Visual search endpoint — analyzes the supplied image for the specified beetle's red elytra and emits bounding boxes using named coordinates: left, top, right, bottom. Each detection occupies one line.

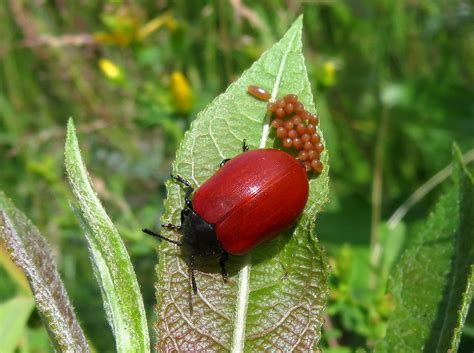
left=193, top=148, right=308, bottom=255
left=247, top=85, right=324, bottom=174
left=143, top=84, right=322, bottom=294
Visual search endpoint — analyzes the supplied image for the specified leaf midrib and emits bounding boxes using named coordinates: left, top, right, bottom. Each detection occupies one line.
left=230, top=23, right=301, bottom=353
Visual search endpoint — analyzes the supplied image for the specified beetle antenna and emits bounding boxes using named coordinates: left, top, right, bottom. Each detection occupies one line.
left=191, top=271, right=197, bottom=295
left=142, top=228, right=183, bottom=246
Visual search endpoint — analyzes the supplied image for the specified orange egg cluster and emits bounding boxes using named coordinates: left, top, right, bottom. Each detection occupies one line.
left=266, top=94, right=324, bottom=173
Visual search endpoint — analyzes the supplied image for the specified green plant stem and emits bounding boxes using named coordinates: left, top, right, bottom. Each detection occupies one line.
left=370, top=105, right=390, bottom=287
left=388, top=148, right=474, bottom=229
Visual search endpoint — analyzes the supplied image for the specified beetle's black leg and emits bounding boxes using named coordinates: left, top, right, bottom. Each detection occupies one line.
left=142, top=228, right=183, bottom=245
left=220, top=158, right=231, bottom=167
left=161, top=223, right=182, bottom=232
left=171, top=174, right=194, bottom=208
left=220, top=140, right=249, bottom=167
left=189, top=254, right=198, bottom=295
left=171, top=174, right=193, bottom=188
left=242, top=139, right=249, bottom=152
left=219, top=252, right=229, bottom=282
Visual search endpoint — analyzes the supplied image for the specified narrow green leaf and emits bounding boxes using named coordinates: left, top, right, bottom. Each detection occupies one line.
left=64, top=119, right=150, bottom=353
left=376, top=145, right=474, bottom=352
left=155, top=16, right=330, bottom=351
left=0, top=296, right=35, bottom=353
left=0, top=192, right=89, bottom=352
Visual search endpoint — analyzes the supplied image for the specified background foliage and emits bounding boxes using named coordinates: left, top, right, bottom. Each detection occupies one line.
left=0, top=1, right=472, bottom=352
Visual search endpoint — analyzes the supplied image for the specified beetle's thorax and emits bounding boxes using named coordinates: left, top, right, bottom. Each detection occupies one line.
left=181, top=208, right=223, bottom=257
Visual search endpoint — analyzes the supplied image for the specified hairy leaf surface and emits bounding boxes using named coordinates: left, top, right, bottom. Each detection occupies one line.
left=0, top=192, right=89, bottom=352
left=376, top=146, right=474, bottom=352
left=65, top=119, right=150, bottom=353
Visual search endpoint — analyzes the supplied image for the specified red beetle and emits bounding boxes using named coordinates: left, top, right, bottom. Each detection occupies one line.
left=144, top=141, right=309, bottom=294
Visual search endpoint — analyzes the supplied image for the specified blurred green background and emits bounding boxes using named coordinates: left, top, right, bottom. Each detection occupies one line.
left=0, top=1, right=473, bottom=352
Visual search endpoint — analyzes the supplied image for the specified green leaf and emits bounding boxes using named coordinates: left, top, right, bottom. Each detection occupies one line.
left=0, top=191, right=89, bottom=352
left=376, top=145, right=474, bottom=352
left=154, top=16, right=330, bottom=351
left=0, top=296, right=35, bottom=353
left=378, top=222, right=406, bottom=284
left=64, top=119, right=150, bottom=353
left=22, top=327, right=52, bottom=353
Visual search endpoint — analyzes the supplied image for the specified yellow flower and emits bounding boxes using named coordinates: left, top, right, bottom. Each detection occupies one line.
left=171, top=71, right=193, bottom=112
left=98, top=59, right=122, bottom=81
left=322, top=60, right=336, bottom=86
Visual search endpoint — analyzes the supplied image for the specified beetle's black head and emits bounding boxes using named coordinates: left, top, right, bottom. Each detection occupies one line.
left=181, top=208, right=223, bottom=257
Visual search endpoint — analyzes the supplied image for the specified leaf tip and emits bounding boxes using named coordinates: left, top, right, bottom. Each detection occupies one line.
left=289, top=14, right=304, bottom=33
left=67, top=116, right=75, bottom=132
left=64, top=117, right=79, bottom=169
left=66, top=118, right=76, bottom=143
